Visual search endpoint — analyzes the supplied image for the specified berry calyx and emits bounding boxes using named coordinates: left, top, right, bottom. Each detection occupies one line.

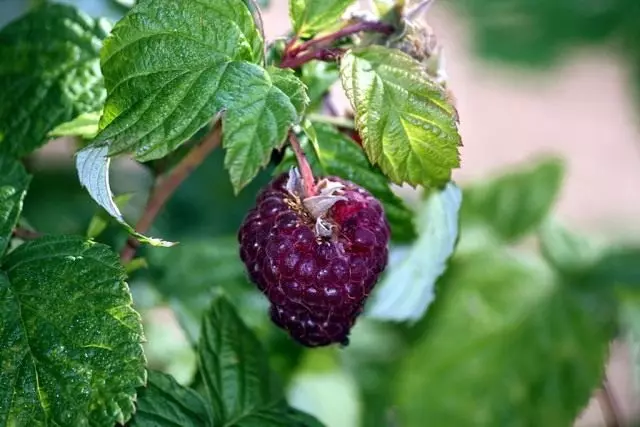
left=238, top=169, right=390, bottom=347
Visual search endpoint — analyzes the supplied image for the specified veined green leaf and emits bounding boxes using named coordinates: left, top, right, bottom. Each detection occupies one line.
left=0, top=236, right=145, bottom=426
left=395, top=250, right=616, bottom=426
left=277, top=123, right=416, bottom=241
left=198, top=296, right=324, bottom=426
left=368, top=182, right=461, bottom=321
left=462, top=158, right=564, bottom=241
left=340, top=46, right=461, bottom=188
left=129, top=370, right=211, bottom=427
left=0, top=157, right=30, bottom=255
left=49, top=111, right=101, bottom=140
left=289, top=0, right=355, bottom=36
left=223, top=67, right=308, bottom=191
left=93, top=1, right=306, bottom=191
left=0, top=4, right=110, bottom=158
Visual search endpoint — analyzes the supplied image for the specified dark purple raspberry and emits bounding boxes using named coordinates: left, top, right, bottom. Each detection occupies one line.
left=238, top=171, right=390, bottom=347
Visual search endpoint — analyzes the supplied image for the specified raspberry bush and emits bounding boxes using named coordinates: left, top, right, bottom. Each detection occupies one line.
left=0, top=0, right=639, bottom=426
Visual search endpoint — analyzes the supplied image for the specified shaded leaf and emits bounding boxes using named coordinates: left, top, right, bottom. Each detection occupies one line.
left=198, top=296, right=323, bottom=426
left=0, top=236, right=145, bottom=426
left=462, top=158, right=564, bottom=241
left=0, top=157, right=30, bottom=255
left=369, top=183, right=461, bottom=321
left=147, top=238, right=256, bottom=343
left=289, top=0, right=355, bottom=36
left=340, top=46, right=461, bottom=187
left=0, top=4, right=109, bottom=157
left=49, top=111, right=101, bottom=140
left=128, top=370, right=210, bottom=427
left=395, top=250, right=616, bottom=426
left=76, top=144, right=174, bottom=246
left=277, top=123, right=416, bottom=241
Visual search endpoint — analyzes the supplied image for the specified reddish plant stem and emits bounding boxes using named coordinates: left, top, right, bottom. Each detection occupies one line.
left=287, top=21, right=394, bottom=57
left=280, top=48, right=344, bottom=69
left=288, top=132, right=317, bottom=197
left=120, top=122, right=223, bottom=263
left=12, top=227, right=42, bottom=240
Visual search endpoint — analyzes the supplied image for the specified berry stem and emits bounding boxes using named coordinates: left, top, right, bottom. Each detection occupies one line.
left=288, top=132, right=317, bottom=197
left=120, top=121, right=222, bottom=262
left=12, top=227, right=42, bottom=240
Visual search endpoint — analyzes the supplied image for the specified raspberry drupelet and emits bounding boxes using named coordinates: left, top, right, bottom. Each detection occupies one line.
left=238, top=169, right=390, bottom=347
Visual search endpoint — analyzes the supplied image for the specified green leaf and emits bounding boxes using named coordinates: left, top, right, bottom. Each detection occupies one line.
left=277, top=123, right=416, bottom=241
left=49, top=111, right=101, bottom=140
left=0, top=236, right=145, bottom=426
left=0, top=157, right=30, bottom=255
left=129, top=370, right=210, bottom=427
left=198, top=296, right=324, bottom=426
left=619, top=290, right=640, bottom=391
left=300, top=61, right=339, bottom=111
left=199, top=295, right=279, bottom=425
left=94, top=1, right=306, bottom=191
left=368, top=183, right=461, bottom=321
left=340, top=46, right=461, bottom=187
left=289, top=0, right=355, bottom=36
left=582, top=247, right=640, bottom=289
left=223, top=67, right=308, bottom=191
left=539, top=218, right=603, bottom=277
left=462, top=158, right=564, bottom=241
left=147, top=238, right=255, bottom=344
left=0, top=4, right=109, bottom=158
left=450, top=0, right=635, bottom=67
left=394, top=250, right=616, bottom=426
left=76, top=145, right=175, bottom=247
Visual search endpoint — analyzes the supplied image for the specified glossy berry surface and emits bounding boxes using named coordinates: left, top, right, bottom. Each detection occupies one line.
left=238, top=173, right=390, bottom=347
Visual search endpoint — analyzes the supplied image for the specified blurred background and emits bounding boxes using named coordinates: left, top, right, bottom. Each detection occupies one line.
left=2, top=0, right=640, bottom=425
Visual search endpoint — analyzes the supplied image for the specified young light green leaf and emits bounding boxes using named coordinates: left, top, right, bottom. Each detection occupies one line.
left=368, top=182, right=461, bottom=321
left=394, top=250, right=616, bottom=426
left=94, top=1, right=304, bottom=191
left=289, top=0, right=355, bottom=36
left=49, top=111, right=102, bottom=140
left=0, top=157, right=30, bottom=255
left=128, top=370, right=211, bottom=427
left=198, top=296, right=324, bottom=426
left=277, top=123, right=416, bottom=241
left=76, top=145, right=174, bottom=247
left=0, top=236, right=145, bottom=426
left=340, top=46, right=461, bottom=188
left=462, top=158, right=564, bottom=241
left=0, top=4, right=109, bottom=158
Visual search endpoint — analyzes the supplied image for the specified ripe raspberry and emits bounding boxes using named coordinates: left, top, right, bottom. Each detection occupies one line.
left=238, top=170, right=390, bottom=347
